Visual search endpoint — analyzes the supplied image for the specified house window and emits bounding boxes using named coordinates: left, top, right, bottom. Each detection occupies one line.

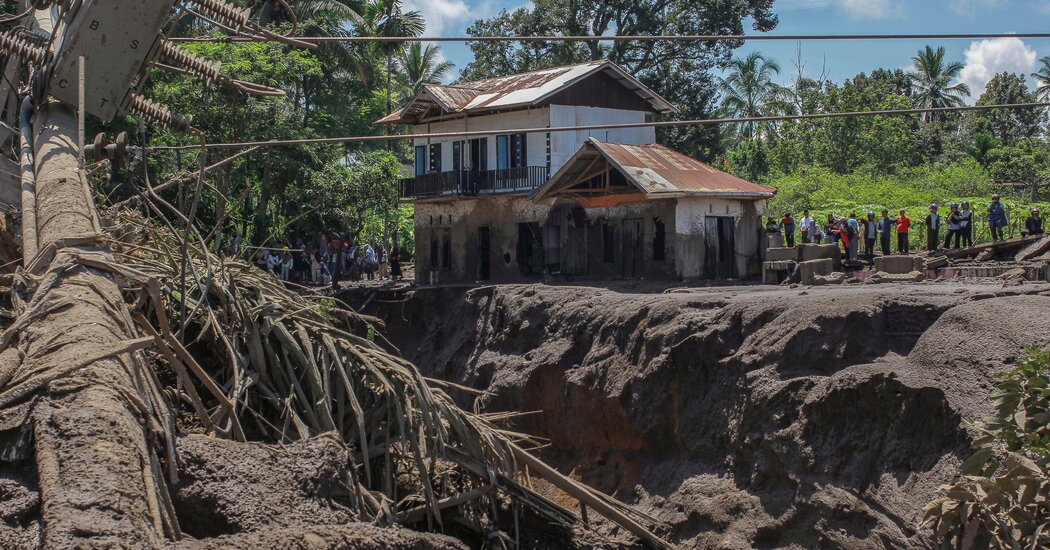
left=510, top=134, right=527, bottom=167
left=496, top=135, right=509, bottom=170
left=497, top=134, right=527, bottom=170
left=453, top=141, right=463, bottom=171
left=469, top=138, right=487, bottom=171
left=414, top=146, right=426, bottom=176
left=429, top=143, right=442, bottom=173
left=653, top=217, right=666, bottom=261
left=602, top=222, right=616, bottom=263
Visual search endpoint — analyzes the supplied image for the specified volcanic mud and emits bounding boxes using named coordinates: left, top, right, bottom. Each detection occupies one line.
left=350, top=281, right=1050, bottom=549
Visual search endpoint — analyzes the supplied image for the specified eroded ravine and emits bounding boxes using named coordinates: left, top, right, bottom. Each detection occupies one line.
left=348, top=282, right=1050, bottom=549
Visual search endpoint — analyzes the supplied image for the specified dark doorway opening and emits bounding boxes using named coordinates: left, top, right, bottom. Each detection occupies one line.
left=622, top=218, right=643, bottom=278
left=517, top=223, right=543, bottom=276
left=478, top=227, right=491, bottom=281
left=703, top=217, right=736, bottom=280
left=653, top=217, right=666, bottom=261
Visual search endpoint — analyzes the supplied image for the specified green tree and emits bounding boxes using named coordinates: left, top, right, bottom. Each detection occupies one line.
left=358, top=0, right=425, bottom=117
left=717, top=52, right=791, bottom=141
left=909, top=46, right=970, bottom=121
left=966, top=132, right=999, bottom=166
left=459, top=0, right=779, bottom=160
left=973, top=72, right=1046, bottom=146
left=399, top=43, right=454, bottom=91
left=1032, top=56, right=1050, bottom=101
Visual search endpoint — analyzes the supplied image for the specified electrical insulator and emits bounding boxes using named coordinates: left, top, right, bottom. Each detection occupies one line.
left=0, top=31, right=49, bottom=65
left=128, top=94, right=193, bottom=134
left=188, top=0, right=250, bottom=33
left=156, top=40, right=222, bottom=83
left=84, top=131, right=128, bottom=164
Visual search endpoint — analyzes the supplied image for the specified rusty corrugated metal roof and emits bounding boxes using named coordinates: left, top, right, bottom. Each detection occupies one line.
left=376, top=61, right=674, bottom=124
left=533, top=138, right=776, bottom=200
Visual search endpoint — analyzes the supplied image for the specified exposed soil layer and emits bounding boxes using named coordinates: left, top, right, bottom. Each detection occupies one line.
left=349, top=281, right=1050, bottom=549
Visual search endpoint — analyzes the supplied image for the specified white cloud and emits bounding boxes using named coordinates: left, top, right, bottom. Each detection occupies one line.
left=404, top=0, right=470, bottom=36
left=839, top=0, right=903, bottom=18
left=950, top=0, right=1006, bottom=16
left=959, top=37, right=1038, bottom=100
left=775, top=0, right=904, bottom=18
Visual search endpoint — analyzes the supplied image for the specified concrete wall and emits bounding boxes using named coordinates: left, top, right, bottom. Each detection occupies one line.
left=414, top=197, right=551, bottom=284
left=674, top=197, right=767, bottom=281
left=548, top=105, right=656, bottom=173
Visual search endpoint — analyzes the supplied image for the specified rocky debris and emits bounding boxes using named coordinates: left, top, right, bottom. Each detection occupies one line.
left=172, top=434, right=357, bottom=539
left=172, top=524, right=467, bottom=550
left=352, top=282, right=1050, bottom=549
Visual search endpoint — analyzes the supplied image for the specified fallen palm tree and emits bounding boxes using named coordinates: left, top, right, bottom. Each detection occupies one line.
left=90, top=206, right=670, bottom=548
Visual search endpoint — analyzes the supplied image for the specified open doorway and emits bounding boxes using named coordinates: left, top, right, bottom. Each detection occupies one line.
left=516, top=223, right=543, bottom=276
left=703, top=217, right=736, bottom=280
left=477, top=227, right=491, bottom=281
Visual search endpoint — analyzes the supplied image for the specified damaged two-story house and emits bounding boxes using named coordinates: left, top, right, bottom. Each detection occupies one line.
left=378, top=60, right=775, bottom=284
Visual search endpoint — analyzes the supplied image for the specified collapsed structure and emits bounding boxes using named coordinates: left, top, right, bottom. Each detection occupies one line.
left=381, top=61, right=775, bottom=284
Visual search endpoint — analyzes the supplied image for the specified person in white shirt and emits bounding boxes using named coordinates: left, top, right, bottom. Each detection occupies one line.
left=799, top=210, right=815, bottom=244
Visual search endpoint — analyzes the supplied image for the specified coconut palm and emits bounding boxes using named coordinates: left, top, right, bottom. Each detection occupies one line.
left=358, top=0, right=426, bottom=116
left=717, top=52, right=791, bottom=141
left=1031, top=56, right=1050, bottom=101
left=400, top=43, right=455, bottom=91
left=966, top=132, right=998, bottom=166
left=909, top=46, right=970, bottom=121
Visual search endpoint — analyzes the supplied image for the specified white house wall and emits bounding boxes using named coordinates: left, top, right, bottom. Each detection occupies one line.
left=674, top=197, right=767, bottom=281
left=548, top=105, right=655, bottom=173
left=412, top=109, right=550, bottom=171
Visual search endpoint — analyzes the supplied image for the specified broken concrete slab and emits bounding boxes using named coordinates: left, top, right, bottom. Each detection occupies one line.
left=874, top=255, right=924, bottom=274
left=1016, top=234, right=1050, bottom=261
left=800, top=259, right=834, bottom=285
left=766, top=247, right=799, bottom=262
left=800, top=244, right=840, bottom=262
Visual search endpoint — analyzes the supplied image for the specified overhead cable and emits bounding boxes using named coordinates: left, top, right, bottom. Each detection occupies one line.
left=166, top=32, right=1050, bottom=44
left=145, top=101, right=1050, bottom=152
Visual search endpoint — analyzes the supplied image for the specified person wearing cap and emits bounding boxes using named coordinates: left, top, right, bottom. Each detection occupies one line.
left=1026, top=208, right=1044, bottom=237
left=944, top=203, right=962, bottom=249
left=781, top=212, right=796, bottom=247
left=896, top=209, right=911, bottom=254
left=988, top=194, right=1008, bottom=241
left=959, top=201, right=974, bottom=247
left=864, top=211, right=877, bottom=261
left=877, top=209, right=894, bottom=256
left=924, top=203, right=941, bottom=251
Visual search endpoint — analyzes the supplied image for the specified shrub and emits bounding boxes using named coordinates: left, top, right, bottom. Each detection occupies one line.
left=923, top=349, right=1050, bottom=549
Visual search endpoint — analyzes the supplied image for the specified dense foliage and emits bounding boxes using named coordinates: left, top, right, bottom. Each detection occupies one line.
left=924, top=349, right=1050, bottom=549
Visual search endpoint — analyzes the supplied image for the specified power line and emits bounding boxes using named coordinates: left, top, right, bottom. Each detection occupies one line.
left=146, top=101, right=1050, bottom=152
left=165, top=32, right=1050, bottom=44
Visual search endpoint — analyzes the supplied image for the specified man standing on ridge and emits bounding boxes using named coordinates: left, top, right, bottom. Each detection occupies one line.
left=988, top=194, right=1008, bottom=241
left=800, top=210, right=814, bottom=244
left=896, top=209, right=911, bottom=255
left=781, top=213, right=796, bottom=248
left=878, top=209, right=894, bottom=256
left=924, top=203, right=940, bottom=251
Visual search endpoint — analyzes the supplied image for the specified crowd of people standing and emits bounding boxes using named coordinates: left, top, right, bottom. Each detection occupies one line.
left=768, top=194, right=1045, bottom=261
left=248, top=233, right=404, bottom=286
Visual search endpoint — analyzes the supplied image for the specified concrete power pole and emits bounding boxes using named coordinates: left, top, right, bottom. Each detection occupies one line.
left=22, top=101, right=174, bottom=546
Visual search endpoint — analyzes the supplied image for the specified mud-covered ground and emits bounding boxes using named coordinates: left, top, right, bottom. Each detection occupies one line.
left=349, top=280, right=1050, bottom=549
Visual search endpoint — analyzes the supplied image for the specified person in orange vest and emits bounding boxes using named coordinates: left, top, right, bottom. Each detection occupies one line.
left=780, top=213, right=796, bottom=247
left=896, top=209, right=911, bottom=254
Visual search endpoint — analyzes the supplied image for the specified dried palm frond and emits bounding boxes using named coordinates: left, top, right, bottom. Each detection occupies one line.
left=101, top=208, right=670, bottom=548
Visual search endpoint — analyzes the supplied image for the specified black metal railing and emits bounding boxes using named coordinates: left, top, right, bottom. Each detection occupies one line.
left=400, top=166, right=549, bottom=198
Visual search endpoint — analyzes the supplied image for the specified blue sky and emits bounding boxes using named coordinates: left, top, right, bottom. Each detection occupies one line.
left=405, top=0, right=1050, bottom=102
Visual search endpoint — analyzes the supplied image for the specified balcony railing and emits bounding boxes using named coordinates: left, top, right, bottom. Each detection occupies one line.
left=400, top=166, right=549, bottom=199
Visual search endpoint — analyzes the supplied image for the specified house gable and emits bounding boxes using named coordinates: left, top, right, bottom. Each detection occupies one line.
left=539, top=70, right=656, bottom=113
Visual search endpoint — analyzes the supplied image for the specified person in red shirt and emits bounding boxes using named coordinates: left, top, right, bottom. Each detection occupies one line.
left=896, top=209, right=911, bottom=254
